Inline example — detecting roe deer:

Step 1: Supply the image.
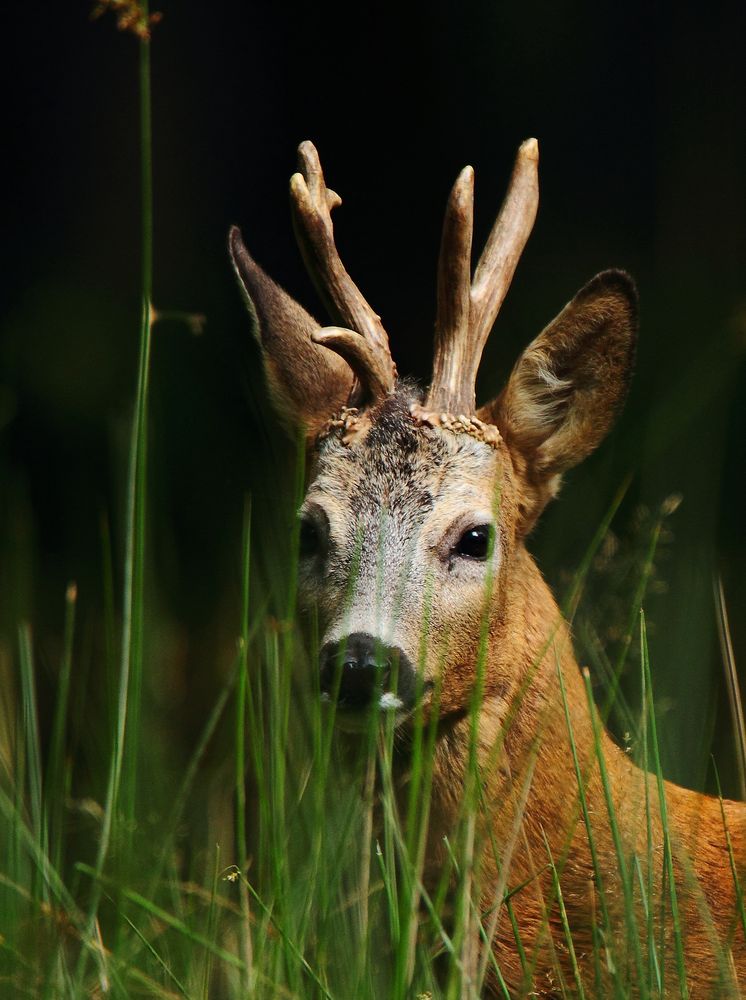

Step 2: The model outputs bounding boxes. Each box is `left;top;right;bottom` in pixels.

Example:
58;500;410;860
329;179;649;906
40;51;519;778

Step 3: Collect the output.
229;140;746;997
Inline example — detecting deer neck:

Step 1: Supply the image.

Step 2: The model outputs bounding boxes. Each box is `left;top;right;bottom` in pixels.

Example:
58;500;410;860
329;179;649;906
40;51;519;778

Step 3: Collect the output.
423;546;640;873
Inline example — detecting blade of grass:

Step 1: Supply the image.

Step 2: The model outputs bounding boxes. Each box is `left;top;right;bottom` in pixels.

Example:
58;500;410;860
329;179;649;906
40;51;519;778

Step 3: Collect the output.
601;501;667;723
0;784;107;969
639;611;689;999
475;751;537;993
18;623;46;901
76;863;246;973
240;872;334;1000
235;496;253;993
200;845;221;1000
581;666;646;991
562;475;631;623
714;574;746;801
555;656;626;998
77;12;154;986
119;909;193;999
640;626;662;997
542;831;587;1000
447;525;500;1000
713;763;746;942
45;582;77;875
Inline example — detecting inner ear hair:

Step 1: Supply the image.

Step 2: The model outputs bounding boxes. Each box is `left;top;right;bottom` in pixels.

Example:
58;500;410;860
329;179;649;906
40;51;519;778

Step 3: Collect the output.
229;225;354;441
480;269;637;520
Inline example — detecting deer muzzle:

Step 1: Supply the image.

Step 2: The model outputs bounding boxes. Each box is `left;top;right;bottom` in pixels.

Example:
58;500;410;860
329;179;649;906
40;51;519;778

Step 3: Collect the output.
319;632;420;720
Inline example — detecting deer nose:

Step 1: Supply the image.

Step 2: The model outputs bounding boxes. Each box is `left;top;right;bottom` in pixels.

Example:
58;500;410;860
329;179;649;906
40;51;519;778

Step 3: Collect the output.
320;632;402;710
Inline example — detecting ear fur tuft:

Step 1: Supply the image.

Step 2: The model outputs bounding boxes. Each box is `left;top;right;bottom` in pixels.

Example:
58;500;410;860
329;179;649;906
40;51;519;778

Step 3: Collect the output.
480;268;638;530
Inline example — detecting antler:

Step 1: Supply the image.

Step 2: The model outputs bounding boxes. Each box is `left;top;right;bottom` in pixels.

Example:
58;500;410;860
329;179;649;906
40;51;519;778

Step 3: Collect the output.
290;141;397;407
426;138;539;416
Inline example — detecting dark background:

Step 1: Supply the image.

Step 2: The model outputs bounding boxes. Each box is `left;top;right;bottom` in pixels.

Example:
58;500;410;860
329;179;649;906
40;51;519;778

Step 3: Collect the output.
1;0;745;791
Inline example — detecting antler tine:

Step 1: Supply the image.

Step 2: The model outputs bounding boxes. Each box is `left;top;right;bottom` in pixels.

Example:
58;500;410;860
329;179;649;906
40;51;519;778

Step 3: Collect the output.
312;327;392;406
426;139;539;417
428;166;475;414
290;141;397;403
471;138;538;345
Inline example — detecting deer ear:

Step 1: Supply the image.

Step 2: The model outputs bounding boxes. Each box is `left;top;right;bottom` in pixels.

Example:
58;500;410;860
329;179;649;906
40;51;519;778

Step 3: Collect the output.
479;269;637;531
229;226;354;440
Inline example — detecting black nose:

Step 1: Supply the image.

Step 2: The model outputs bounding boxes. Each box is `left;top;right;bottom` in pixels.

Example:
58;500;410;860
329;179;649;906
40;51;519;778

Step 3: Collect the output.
320;632;409;710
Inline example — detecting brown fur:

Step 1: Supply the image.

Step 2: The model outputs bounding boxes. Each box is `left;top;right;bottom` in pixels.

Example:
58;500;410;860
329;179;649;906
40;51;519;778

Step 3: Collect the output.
229;226;353;438
231;199;746;998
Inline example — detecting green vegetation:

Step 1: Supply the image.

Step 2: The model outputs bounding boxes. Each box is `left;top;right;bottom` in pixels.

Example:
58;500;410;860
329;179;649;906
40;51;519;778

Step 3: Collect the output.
1;480;742;997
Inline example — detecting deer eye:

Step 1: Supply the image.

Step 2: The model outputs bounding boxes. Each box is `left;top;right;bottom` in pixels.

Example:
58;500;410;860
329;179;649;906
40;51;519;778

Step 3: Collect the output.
455;525;493;560
299;517;321;559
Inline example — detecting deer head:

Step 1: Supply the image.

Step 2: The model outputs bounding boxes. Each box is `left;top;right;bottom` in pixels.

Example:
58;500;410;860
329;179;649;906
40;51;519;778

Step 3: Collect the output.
229;140;637;733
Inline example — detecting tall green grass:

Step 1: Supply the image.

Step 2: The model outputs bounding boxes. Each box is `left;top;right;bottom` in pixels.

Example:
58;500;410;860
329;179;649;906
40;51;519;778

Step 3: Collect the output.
2;494;741;998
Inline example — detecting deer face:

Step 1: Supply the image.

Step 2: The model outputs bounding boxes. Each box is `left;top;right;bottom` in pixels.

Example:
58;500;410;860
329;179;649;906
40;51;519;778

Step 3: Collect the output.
297;390;518;727
230;140;637;731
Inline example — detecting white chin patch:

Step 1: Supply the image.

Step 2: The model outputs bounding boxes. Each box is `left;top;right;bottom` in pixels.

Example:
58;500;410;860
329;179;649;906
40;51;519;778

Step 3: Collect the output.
379;691;404;710
318;691;408;733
